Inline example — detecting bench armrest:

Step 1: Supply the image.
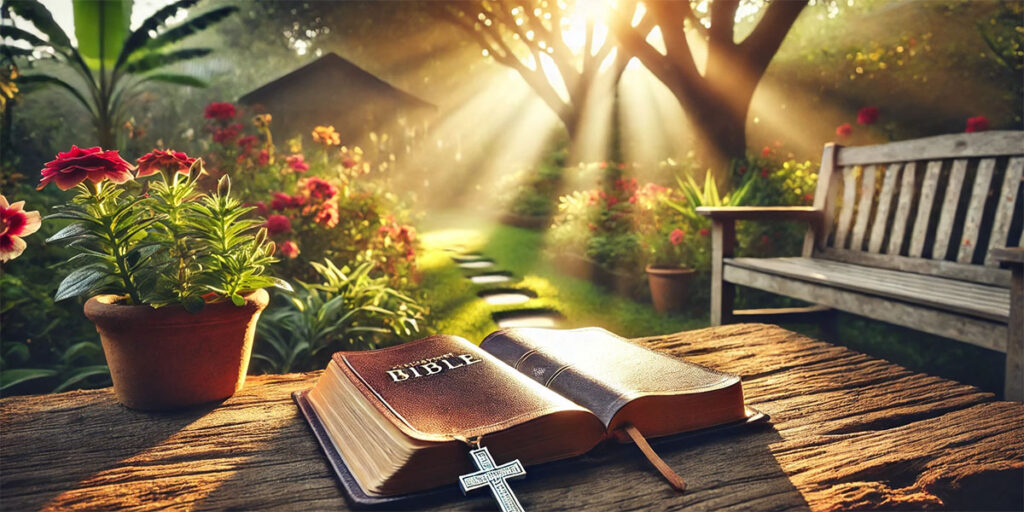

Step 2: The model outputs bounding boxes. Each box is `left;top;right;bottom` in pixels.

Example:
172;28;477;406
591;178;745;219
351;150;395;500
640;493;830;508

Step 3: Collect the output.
696;206;822;223
991;247;1024;266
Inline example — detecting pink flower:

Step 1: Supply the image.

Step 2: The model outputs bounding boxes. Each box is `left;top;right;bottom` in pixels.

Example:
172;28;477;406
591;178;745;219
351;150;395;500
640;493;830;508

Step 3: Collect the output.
265;214;291;235
835;123;853;138
204;102;236;120
286;154;309;173
279;240;300;259
313;201;339;228
135;149;196;177
699;228;709;237
669;228;684;246
38;146;134;190
212;123;242;144
300;177;338;201
0;195;41;262
965;116;989;133
270;192;303;211
237;135;259;149
857;106;879;125
760;169;770;178
257;149;270;166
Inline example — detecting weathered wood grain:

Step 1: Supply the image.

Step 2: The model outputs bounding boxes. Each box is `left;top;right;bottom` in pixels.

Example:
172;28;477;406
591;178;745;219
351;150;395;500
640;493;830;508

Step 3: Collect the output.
909;160;943;258
958;158;997;263
833;166;858;250
887;162;917;256
2;325;1022;512
850;165;878;252
932;159;968;261
835;131;1024;166
985;157;1024;266
867;163;900;253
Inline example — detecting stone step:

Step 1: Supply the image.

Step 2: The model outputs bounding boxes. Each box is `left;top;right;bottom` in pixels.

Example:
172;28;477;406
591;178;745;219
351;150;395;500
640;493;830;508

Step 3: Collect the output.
477;288;537;306
469;271;514;284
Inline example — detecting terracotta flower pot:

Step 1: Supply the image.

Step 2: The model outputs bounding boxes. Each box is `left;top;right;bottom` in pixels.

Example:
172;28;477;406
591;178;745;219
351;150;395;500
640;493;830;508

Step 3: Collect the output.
84;289;270;411
645;265;695;314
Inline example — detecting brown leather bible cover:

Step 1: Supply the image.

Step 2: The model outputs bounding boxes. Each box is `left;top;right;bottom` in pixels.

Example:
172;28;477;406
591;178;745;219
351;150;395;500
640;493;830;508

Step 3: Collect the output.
333;334;597;441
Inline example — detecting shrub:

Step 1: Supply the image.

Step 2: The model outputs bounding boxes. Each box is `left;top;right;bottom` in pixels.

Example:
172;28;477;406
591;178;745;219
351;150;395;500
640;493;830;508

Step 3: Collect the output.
253;260;426;373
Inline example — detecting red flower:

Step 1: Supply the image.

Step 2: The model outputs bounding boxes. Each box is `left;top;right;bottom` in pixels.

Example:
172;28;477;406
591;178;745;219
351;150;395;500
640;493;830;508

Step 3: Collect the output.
313;201;340;228
38;145;134;190
738;165;747;175
212;123;242;143
237;135;259;149
204;102;237;120
760;169;770;178
835;123;853;138
265;214;291;235
270;192;303;210
257;149;270;166
286;154;309;173
0;194;42;262
857;106;879;125
279;240;300;259
699;228;709;237
669;228;684;246
803;193;814;203
617;163;626;170
300;177;338;201
597;161;608;169
762;146;772;156
250;201;269;216
135;149;196;177
965;116;989;133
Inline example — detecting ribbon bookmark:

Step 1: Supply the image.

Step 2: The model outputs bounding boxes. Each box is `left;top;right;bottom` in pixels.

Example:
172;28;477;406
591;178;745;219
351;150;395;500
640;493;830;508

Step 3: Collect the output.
621;424;687;492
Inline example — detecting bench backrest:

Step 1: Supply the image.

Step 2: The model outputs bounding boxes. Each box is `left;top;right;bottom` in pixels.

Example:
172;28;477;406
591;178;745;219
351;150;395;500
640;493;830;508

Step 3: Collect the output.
809;131;1024;287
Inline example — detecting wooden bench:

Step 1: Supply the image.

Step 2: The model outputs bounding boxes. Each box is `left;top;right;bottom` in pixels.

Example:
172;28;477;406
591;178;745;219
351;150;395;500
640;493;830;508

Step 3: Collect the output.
2;324;1022;511
698;131;1024;400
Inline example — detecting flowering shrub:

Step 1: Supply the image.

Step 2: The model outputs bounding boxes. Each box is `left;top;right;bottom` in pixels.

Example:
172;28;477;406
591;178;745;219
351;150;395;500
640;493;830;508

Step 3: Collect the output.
199;102;419;287
965;115;990;132
41;146;288;309
732;155;818;258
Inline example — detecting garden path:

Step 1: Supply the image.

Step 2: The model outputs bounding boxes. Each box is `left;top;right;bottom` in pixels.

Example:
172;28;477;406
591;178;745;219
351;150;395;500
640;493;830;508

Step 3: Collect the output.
448;248;566;328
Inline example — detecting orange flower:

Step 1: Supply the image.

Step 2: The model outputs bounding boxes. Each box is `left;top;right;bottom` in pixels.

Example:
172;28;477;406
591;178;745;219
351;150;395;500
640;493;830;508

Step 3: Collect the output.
312;125;340;146
253;113;272;128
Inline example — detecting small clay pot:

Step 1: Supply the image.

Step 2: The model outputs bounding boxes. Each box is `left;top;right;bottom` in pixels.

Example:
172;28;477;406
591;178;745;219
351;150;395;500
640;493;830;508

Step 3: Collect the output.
645;265;695;314
84;289;269;411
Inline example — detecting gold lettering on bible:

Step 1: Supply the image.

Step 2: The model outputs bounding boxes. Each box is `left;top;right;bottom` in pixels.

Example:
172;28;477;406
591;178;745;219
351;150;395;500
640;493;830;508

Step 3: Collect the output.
386;353;482;382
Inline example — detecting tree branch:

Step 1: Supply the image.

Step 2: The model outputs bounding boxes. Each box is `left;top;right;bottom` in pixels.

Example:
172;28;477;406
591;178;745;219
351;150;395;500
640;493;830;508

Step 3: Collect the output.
738;0;807;74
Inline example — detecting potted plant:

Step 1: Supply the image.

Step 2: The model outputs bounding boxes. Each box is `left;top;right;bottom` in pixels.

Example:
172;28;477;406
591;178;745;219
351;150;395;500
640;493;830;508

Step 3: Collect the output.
634;183;693;313
39;146;290;410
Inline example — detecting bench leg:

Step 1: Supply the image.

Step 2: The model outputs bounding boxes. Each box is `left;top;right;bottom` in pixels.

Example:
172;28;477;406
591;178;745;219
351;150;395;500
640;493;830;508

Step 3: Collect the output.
710;220;735;326
820;307;839;342
1005;265;1023;402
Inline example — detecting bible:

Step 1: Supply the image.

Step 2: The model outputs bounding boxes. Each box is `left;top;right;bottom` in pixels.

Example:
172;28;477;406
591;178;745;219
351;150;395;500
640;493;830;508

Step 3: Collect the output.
293;327;764;507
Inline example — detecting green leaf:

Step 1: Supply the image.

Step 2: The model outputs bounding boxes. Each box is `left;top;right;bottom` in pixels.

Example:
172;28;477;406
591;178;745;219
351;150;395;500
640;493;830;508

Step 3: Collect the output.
120;47;212;74
115;0;199;69
54;265;109;302
73;0;132;70
62;341;104;363
0;25;51;48
46;222;90;244
183;295;205;313
138;6;237;55
16;74;96;116
230;293;244;307
140;73;208;88
6;0;73;50
1;368;58;390
53;365;110;392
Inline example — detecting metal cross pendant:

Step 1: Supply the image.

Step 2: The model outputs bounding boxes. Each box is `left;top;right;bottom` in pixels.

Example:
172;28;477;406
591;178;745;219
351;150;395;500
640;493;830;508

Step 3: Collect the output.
458;446;527;512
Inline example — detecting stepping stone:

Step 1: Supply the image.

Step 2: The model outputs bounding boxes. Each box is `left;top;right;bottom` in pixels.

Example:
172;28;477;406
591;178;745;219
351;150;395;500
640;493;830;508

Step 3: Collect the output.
469;271;514;284
492;309;565;329
477;288;537;305
451;253;486;263
458;259;495;269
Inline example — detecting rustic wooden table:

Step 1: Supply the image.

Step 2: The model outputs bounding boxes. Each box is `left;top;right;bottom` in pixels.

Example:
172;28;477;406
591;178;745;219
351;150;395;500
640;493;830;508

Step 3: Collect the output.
3;324;1023;511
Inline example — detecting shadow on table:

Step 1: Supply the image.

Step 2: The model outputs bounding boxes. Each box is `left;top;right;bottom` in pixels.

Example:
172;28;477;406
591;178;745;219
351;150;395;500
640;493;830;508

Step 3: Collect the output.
0;392;222;511
197;417;803;511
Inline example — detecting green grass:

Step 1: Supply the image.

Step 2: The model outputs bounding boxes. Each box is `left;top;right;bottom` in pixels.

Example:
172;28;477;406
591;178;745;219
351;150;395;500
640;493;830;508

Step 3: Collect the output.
415;214;704;344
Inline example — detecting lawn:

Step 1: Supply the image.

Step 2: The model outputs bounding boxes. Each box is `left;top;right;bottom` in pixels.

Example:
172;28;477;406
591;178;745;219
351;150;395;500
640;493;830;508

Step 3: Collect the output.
415;212;705;344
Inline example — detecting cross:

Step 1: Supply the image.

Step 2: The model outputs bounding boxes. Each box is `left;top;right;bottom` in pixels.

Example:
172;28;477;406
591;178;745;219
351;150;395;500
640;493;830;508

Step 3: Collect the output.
458;446;527;512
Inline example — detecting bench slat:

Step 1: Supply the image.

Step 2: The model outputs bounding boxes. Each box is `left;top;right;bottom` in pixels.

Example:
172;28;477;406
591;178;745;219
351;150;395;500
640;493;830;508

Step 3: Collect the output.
723;264;1007;352
986;156;1024;266
958;158;997;263
932;159;968;260
726;257;1010;322
836;131;1024;166
819;247;1011;287
887;162;917;255
833;166;858;249
868;163;901;253
850;165;878;251
909;161;943;257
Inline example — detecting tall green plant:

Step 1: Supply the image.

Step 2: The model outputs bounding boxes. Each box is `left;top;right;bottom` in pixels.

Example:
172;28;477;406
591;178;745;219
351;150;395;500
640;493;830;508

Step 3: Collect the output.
665;169;753;225
2;0;236;147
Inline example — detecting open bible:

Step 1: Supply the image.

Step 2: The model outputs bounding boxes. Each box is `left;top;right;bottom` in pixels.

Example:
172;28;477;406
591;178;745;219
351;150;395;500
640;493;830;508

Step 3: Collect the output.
294;327;762;506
